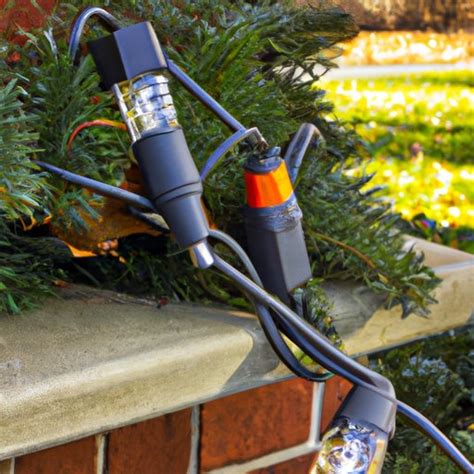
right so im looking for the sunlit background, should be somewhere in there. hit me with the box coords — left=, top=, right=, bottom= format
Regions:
left=322, top=32, right=474, bottom=253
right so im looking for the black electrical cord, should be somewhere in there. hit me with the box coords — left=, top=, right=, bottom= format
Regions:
left=36, top=164, right=472, bottom=472
left=397, top=401, right=473, bottom=473
left=211, top=252, right=473, bottom=472
left=35, top=161, right=154, bottom=210
left=37, top=161, right=472, bottom=473
left=69, top=7, right=122, bottom=60
left=61, top=10, right=472, bottom=470
left=208, top=229, right=333, bottom=382
left=284, top=123, right=325, bottom=184
left=200, top=128, right=262, bottom=181
left=34, top=158, right=470, bottom=469
left=212, top=254, right=394, bottom=393
left=166, top=59, right=246, bottom=133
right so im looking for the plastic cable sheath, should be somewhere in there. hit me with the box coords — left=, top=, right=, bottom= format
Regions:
left=36, top=161, right=154, bottom=210
left=212, top=252, right=472, bottom=472
left=167, top=59, right=245, bottom=133
left=397, top=401, right=472, bottom=473
left=69, top=7, right=122, bottom=60
left=200, top=128, right=260, bottom=181
left=284, top=123, right=325, bottom=184
left=208, top=229, right=332, bottom=382
left=36, top=165, right=472, bottom=470
left=212, top=252, right=394, bottom=393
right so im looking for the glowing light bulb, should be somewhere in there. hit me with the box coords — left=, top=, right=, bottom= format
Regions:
left=312, top=417, right=389, bottom=474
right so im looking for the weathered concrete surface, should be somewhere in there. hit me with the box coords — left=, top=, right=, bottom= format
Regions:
left=327, top=237, right=474, bottom=355
left=0, top=299, right=282, bottom=460
left=0, top=238, right=472, bottom=460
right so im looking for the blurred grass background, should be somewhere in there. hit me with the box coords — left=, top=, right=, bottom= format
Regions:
left=322, top=70, right=474, bottom=253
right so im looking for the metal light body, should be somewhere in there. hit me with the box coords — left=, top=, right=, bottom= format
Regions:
left=312, top=386, right=396, bottom=474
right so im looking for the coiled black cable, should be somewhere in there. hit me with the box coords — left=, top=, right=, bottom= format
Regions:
left=60, top=10, right=472, bottom=470
left=209, top=229, right=333, bottom=382
left=36, top=148, right=472, bottom=471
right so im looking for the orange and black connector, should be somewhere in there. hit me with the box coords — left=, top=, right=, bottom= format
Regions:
left=243, top=147, right=312, bottom=305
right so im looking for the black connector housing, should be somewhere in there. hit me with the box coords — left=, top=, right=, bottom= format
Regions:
left=244, top=200, right=312, bottom=305
left=88, top=21, right=167, bottom=90
left=336, top=385, right=397, bottom=436
left=132, top=127, right=209, bottom=248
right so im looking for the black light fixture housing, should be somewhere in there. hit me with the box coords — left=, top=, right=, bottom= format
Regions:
left=88, top=22, right=168, bottom=89
left=89, top=22, right=210, bottom=253
left=314, top=387, right=396, bottom=473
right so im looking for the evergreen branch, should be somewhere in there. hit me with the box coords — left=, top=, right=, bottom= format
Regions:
left=308, top=229, right=379, bottom=272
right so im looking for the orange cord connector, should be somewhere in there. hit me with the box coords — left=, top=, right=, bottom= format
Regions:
left=244, top=160, right=293, bottom=208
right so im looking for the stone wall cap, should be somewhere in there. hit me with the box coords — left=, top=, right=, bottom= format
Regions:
left=0, top=238, right=472, bottom=459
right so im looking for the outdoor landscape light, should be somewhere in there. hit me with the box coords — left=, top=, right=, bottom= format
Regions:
left=88, top=21, right=210, bottom=254
left=34, top=7, right=473, bottom=473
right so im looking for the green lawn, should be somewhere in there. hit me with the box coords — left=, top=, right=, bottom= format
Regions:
left=322, top=71, right=474, bottom=252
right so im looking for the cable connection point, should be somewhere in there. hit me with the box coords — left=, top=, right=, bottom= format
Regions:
left=190, top=241, right=215, bottom=269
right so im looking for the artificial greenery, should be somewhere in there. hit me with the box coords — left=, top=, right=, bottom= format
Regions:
left=0, top=0, right=440, bottom=318
left=0, top=72, right=69, bottom=313
left=373, top=331, right=473, bottom=473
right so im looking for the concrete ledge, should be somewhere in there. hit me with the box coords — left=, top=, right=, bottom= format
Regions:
left=0, top=239, right=472, bottom=460
left=327, top=237, right=474, bottom=355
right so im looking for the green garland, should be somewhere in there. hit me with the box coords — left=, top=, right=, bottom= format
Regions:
left=0, top=75, right=68, bottom=313
left=0, top=0, right=439, bottom=318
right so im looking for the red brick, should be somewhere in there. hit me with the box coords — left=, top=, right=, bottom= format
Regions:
left=320, top=376, right=353, bottom=433
left=0, top=0, right=55, bottom=40
left=15, top=437, right=97, bottom=474
left=200, top=378, right=314, bottom=471
left=108, top=409, right=192, bottom=474
left=250, top=453, right=317, bottom=474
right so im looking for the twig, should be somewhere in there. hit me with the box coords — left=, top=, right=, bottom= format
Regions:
left=309, top=229, right=378, bottom=271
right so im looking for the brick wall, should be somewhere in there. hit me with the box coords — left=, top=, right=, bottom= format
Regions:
left=0, top=0, right=56, bottom=42
left=3, top=377, right=352, bottom=473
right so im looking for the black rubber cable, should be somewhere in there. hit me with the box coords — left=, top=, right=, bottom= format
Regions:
left=397, top=401, right=473, bottom=473
left=36, top=161, right=154, bottom=210
left=200, top=128, right=262, bottom=181
left=208, top=229, right=333, bottom=382
left=284, top=123, right=325, bottom=184
left=69, top=7, right=122, bottom=60
left=37, top=161, right=473, bottom=470
left=257, top=305, right=334, bottom=382
left=167, top=59, right=246, bottom=133
left=212, top=253, right=394, bottom=393
left=59, top=10, right=473, bottom=468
